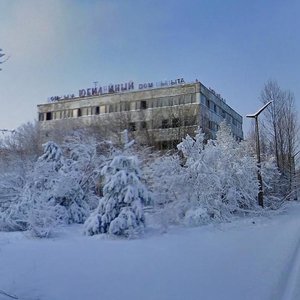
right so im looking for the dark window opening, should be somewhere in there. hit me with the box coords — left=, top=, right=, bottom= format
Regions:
left=161, top=119, right=169, bottom=129
left=214, top=104, right=217, bottom=113
left=171, top=140, right=180, bottom=148
left=206, top=99, right=210, bottom=108
left=77, top=109, right=82, bottom=117
left=109, top=105, right=114, bottom=113
left=172, top=118, right=180, bottom=128
left=46, top=112, right=52, bottom=121
left=129, top=122, right=136, bottom=131
left=184, top=116, right=196, bottom=126
left=95, top=106, right=100, bottom=115
left=161, top=141, right=169, bottom=150
left=140, top=100, right=147, bottom=109
left=179, top=95, right=184, bottom=105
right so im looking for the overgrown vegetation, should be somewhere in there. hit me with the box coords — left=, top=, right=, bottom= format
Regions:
left=0, top=117, right=288, bottom=239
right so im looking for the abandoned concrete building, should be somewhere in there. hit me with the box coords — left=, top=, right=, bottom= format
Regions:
left=37, top=80, right=243, bottom=149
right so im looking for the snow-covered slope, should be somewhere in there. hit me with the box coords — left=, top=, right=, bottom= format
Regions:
left=1, top=203, right=300, bottom=300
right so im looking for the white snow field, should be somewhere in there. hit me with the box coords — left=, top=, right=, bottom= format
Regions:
left=1, top=203, right=300, bottom=300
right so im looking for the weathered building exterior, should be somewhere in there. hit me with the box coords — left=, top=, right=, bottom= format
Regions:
left=37, top=80, right=243, bottom=149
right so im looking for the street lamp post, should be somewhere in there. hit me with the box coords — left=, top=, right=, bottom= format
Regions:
left=246, top=101, right=273, bottom=208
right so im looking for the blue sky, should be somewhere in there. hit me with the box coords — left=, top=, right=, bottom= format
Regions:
left=0, top=0, right=299, bottom=135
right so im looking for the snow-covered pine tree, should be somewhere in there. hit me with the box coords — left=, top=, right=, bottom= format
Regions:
left=84, top=152, right=149, bottom=237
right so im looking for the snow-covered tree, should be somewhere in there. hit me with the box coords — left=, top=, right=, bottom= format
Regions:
left=178, top=124, right=259, bottom=225
left=84, top=153, right=149, bottom=237
left=62, top=133, right=114, bottom=211
left=24, top=142, right=66, bottom=236
left=147, top=124, right=260, bottom=228
left=0, top=142, right=63, bottom=235
left=145, top=152, right=189, bottom=229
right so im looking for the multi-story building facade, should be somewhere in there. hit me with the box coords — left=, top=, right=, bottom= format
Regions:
left=37, top=79, right=243, bottom=149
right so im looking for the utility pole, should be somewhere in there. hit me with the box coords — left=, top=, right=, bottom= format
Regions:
left=246, top=101, right=273, bottom=208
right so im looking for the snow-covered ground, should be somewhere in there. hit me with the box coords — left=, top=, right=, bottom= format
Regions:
left=1, top=203, right=300, bottom=300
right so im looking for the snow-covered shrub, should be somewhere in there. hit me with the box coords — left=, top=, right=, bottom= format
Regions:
left=0, top=131, right=117, bottom=235
left=84, top=154, right=149, bottom=237
left=144, top=154, right=188, bottom=228
left=178, top=124, right=259, bottom=225
left=26, top=196, right=61, bottom=238
left=148, top=123, right=260, bottom=228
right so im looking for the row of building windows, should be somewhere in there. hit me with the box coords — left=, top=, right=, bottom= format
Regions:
left=39, top=94, right=197, bottom=122
left=128, top=116, right=197, bottom=132
left=200, top=94, right=241, bottom=128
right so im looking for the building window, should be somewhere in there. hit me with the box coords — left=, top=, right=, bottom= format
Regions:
left=184, top=94, right=192, bottom=104
left=161, top=119, right=169, bottom=129
left=77, top=108, right=82, bottom=117
left=206, top=99, right=210, bottom=108
left=184, top=116, right=196, bottom=126
left=140, top=121, right=147, bottom=130
left=39, top=113, right=44, bottom=121
left=179, top=95, right=185, bottom=105
left=82, top=108, right=88, bottom=116
left=191, top=94, right=196, bottom=103
left=95, top=106, right=100, bottom=115
left=46, top=112, right=52, bottom=121
left=156, top=98, right=163, bottom=107
left=100, top=105, right=106, bottom=114
left=140, top=100, right=147, bottom=109
left=214, top=104, right=217, bottom=113
left=161, top=141, right=169, bottom=150
left=172, top=118, right=180, bottom=128
left=109, top=104, right=114, bottom=113
left=171, top=140, right=180, bottom=148
left=129, top=122, right=136, bottom=131
left=130, top=102, right=136, bottom=111
left=121, top=102, right=130, bottom=111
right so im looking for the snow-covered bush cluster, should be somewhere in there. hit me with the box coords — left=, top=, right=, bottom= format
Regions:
left=0, top=131, right=114, bottom=237
left=0, top=122, right=281, bottom=238
left=146, top=123, right=281, bottom=227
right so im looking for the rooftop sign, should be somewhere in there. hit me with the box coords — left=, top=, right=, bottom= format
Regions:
left=48, top=78, right=185, bottom=103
